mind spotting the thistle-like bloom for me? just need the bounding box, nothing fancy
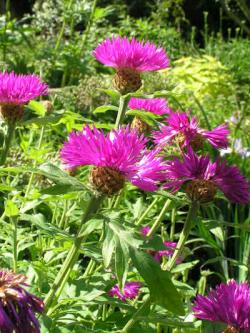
[193,280,250,333]
[128,98,171,116]
[154,112,229,151]
[0,71,48,122]
[93,36,169,94]
[60,125,166,195]
[108,282,141,301]
[164,149,249,204]
[0,270,44,333]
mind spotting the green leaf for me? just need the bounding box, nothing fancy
[27,100,46,117]
[102,226,115,268]
[137,315,196,329]
[38,163,87,193]
[21,213,72,239]
[5,200,19,217]
[130,248,185,315]
[0,184,14,191]
[126,109,159,125]
[78,219,103,237]
[115,237,129,290]
[93,105,118,114]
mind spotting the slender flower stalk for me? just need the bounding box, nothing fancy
[147,199,171,238]
[0,121,15,165]
[136,196,159,225]
[165,201,199,271]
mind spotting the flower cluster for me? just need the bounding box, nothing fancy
[0,270,44,333]
[193,280,250,333]
[108,282,141,301]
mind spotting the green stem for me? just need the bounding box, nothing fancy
[115,96,129,128]
[193,94,211,131]
[0,122,16,166]
[25,125,45,198]
[121,296,151,333]
[135,197,159,226]
[44,195,102,312]
[79,0,97,52]
[147,199,171,238]
[166,201,199,271]
[12,217,17,272]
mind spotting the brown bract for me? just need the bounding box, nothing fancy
[186,179,217,203]
[0,271,27,305]
[131,116,151,135]
[0,104,24,123]
[90,166,125,196]
[113,68,142,95]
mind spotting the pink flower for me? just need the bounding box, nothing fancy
[193,280,250,333]
[0,71,48,105]
[164,148,250,204]
[128,98,171,116]
[60,125,166,194]
[93,36,169,72]
[153,112,229,150]
[108,282,141,301]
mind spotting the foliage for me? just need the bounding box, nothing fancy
[0,1,249,333]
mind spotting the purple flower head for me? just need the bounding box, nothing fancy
[0,270,44,333]
[128,98,171,116]
[93,36,169,72]
[108,282,141,302]
[153,112,229,150]
[193,280,250,333]
[164,148,249,204]
[60,125,166,194]
[0,72,48,105]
